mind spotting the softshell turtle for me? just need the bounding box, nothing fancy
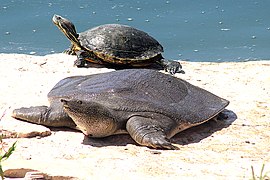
[52,14,183,75]
[12,69,229,149]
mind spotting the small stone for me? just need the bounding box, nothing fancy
[150,151,161,155]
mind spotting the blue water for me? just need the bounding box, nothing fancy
[1,0,270,62]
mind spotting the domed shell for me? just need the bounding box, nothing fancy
[78,24,164,60]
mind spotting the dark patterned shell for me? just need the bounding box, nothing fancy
[78,24,163,60]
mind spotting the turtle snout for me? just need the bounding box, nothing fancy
[60,99,67,103]
[60,99,83,108]
[53,14,61,20]
[60,99,69,108]
[52,14,63,24]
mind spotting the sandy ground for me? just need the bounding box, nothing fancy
[0,53,269,179]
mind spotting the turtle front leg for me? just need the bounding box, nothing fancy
[12,105,76,128]
[74,50,88,67]
[63,44,77,55]
[126,115,179,150]
[159,59,185,75]
[63,48,74,55]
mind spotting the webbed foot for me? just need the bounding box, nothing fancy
[139,129,179,150]
[63,48,75,55]
[159,59,185,75]
[126,116,179,150]
[12,106,76,128]
[12,106,49,124]
[74,50,87,67]
[212,110,230,121]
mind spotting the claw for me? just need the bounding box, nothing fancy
[152,142,179,150]
[161,60,185,75]
[74,50,88,67]
[74,58,86,67]
[143,134,179,150]
[152,137,179,150]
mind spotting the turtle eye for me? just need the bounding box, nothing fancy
[56,16,62,20]
[76,100,82,105]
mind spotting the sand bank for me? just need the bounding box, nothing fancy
[0,53,269,179]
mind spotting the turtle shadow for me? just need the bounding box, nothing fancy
[82,61,164,70]
[171,109,237,145]
[82,109,237,148]
[82,133,135,147]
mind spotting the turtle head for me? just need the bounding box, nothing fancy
[52,14,80,46]
[60,98,118,138]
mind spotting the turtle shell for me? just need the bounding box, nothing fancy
[48,69,229,127]
[78,24,163,61]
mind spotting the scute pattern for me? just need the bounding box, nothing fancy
[79,24,163,60]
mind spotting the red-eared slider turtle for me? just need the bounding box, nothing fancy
[52,14,183,75]
[12,69,229,149]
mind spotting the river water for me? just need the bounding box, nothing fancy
[1,0,270,62]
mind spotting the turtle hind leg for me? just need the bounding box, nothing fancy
[126,116,179,150]
[74,50,106,68]
[158,59,185,75]
[12,105,76,128]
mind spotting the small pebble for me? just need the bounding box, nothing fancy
[149,150,161,155]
